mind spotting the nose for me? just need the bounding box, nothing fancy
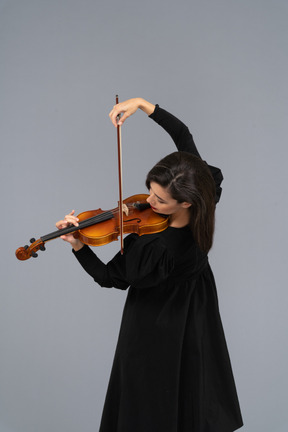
[146,194,154,206]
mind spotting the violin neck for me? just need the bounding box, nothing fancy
[41,211,114,243]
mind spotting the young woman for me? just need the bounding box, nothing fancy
[56,98,243,432]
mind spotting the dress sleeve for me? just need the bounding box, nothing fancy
[149,104,223,203]
[149,104,201,156]
[72,234,174,290]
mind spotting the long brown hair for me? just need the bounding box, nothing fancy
[146,152,216,253]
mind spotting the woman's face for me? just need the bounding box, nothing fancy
[146,182,190,216]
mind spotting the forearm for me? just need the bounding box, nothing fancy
[73,245,111,285]
[72,245,129,290]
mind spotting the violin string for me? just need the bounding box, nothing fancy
[39,201,150,244]
[45,208,129,241]
[76,203,143,228]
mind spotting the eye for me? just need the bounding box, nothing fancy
[157,198,165,204]
[149,187,167,204]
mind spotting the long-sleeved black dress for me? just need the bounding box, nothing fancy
[73,105,243,432]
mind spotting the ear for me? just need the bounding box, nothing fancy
[181,201,192,209]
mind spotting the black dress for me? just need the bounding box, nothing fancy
[73,105,243,432]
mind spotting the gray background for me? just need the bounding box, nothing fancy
[1,0,287,431]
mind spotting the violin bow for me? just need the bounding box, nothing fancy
[116,95,124,254]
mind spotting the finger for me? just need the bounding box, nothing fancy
[56,219,68,229]
[65,210,78,222]
[64,216,79,227]
[65,213,77,221]
[117,112,130,126]
[109,110,120,127]
[109,105,126,126]
[109,105,119,117]
[109,106,117,117]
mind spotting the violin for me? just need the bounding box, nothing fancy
[16,96,169,261]
[15,194,168,261]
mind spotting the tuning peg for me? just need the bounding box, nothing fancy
[24,245,29,250]
[31,252,38,258]
[39,245,46,251]
[30,238,36,243]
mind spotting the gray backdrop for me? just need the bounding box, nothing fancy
[1,0,287,431]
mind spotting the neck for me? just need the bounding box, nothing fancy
[169,208,190,228]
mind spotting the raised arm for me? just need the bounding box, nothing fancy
[148,104,223,203]
[149,104,201,157]
[109,98,201,157]
[109,97,223,202]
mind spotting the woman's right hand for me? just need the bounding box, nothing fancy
[56,210,84,251]
[109,98,155,127]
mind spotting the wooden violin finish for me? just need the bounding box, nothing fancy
[15,194,168,261]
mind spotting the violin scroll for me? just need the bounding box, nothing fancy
[15,238,46,261]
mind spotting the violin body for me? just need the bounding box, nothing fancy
[15,194,168,261]
[75,194,168,246]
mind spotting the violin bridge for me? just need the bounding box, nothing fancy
[122,203,129,216]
